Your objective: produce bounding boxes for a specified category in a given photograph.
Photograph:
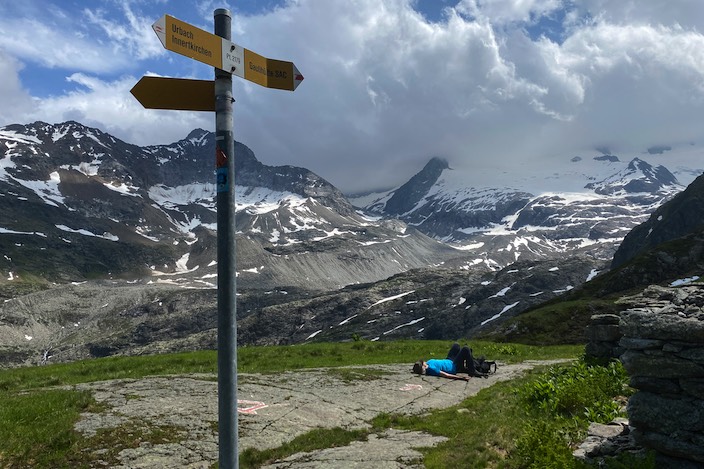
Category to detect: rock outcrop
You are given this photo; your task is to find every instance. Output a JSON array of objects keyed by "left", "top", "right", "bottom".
[
  {"left": 612, "top": 171, "right": 704, "bottom": 269},
  {"left": 584, "top": 313, "right": 623, "bottom": 360},
  {"left": 616, "top": 285, "right": 704, "bottom": 468}
]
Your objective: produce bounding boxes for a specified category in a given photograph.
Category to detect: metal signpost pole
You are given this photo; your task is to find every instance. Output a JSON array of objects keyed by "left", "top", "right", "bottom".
[
  {"left": 135, "top": 13, "right": 303, "bottom": 467},
  {"left": 214, "top": 8, "right": 238, "bottom": 469}
]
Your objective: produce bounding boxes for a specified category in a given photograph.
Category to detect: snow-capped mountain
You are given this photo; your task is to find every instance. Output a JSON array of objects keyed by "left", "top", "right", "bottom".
[
  {"left": 356, "top": 152, "right": 695, "bottom": 268},
  {"left": 4, "top": 121, "right": 704, "bottom": 365},
  {"left": 585, "top": 157, "right": 679, "bottom": 195},
  {"left": 0, "top": 121, "right": 462, "bottom": 291}
]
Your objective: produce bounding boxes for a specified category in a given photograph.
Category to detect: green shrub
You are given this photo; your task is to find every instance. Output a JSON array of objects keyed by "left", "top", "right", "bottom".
[
  {"left": 583, "top": 399, "right": 622, "bottom": 423},
  {"left": 506, "top": 359, "right": 633, "bottom": 468},
  {"left": 510, "top": 419, "right": 583, "bottom": 469},
  {"left": 521, "top": 359, "right": 630, "bottom": 422}
]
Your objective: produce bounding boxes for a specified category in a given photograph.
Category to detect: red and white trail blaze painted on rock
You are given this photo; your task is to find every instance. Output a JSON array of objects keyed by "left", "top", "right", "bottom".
[
  {"left": 399, "top": 384, "right": 423, "bottom": 391},
  {"left": 237, "top": 399, "right": 268, "bottom": 414}
]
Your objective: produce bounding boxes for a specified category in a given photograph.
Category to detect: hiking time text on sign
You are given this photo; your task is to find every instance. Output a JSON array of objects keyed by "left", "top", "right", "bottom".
[{"left": 152, "top": 14, "right": 303, "bottom": 91}]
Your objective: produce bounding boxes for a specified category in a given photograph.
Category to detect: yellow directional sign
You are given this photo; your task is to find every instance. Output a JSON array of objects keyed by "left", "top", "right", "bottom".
[
  {"left": 152, "top": 14, "right": 303, "bottom": 91},
  {"left": 130, "top": 76, "right": 215, "bottom": 111},
  {"left": 153, "top": 15, "right": 235, "bottom": 71},
  {"left": 244, "top": 49, "right": 304, "bottom": 91}
]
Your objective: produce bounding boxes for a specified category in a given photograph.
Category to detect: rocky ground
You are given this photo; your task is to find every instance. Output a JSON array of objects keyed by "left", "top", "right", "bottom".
[
  {"left": 1, "top": 253, "right": 600, "bottom": 367},
  {"left": 69, "top": 360, "right": 570, "bottom": 468}
]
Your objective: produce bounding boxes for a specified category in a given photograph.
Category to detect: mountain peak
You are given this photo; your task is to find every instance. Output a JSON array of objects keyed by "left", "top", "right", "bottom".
[
  {"left": 628, "top": 157, "right": 648, "bottom": 170},
  {"left": 425, "top": 156, "right": 450, "bottom": 171},
  {"left": 186, "top": 128, "right": 209, "bottom": 139},
  {"left": 586, "top": 157, "right": 680, "bottom": 195},
  {"left": 382, "top": 157, "right": 450, "bottom": 216}
]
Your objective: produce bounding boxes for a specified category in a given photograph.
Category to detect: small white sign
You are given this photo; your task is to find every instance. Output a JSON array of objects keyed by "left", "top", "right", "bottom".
[{"left": 223, "top": 41, "right": 245, "bottom": 78}]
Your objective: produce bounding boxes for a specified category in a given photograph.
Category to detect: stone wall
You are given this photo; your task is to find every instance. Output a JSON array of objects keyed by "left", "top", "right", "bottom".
[
  {"left": 609, "top": 285, "right": 704, "bottom": 468},
  {"left": 585, "top": 313, "right": 623, "bottom": 360}
]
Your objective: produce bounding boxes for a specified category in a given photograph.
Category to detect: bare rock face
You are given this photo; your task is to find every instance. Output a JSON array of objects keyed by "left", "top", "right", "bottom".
[
  {"left": 584, "top": 314, "right": 623, "bottom": 359},
  {"left": 573, "top": 419, "right": 643, "bottom": 464},
  {"left": 612, "top": 172, "right": 704, "bottom": 269},
  {"left": 617, "top": 285, "right": 704, "bottom": 467}
]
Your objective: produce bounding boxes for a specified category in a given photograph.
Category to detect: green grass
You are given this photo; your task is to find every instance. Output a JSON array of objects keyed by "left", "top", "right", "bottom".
[
  {"left": 0, "top": 350, "right": 219, "bottom": 393},
  {"left": 0, "top": 389, "right": 96, "bottom": 468},
  {"left": 0, "top": 386, "right": 186, "bottom": 468},
  {"left": 237, "top": 358, "right": 651, "bottom": 469},
  {"left": 371, "top": 377, "right": 528, "bottom": 468},
  {"left": 0, "top": 340, "right": 584, "bottom": 468},
  {"left": 0, "top": 340, "right": 582, "bottom": 393},
  {"left": 239, "top": 427, "right": 369, "bottom": 468},
  {"left": 369, "top": 359, "right": 652, "bottom": 469},
  {"left": 487, "top": 298, "right": 622, "bottom": 345}
]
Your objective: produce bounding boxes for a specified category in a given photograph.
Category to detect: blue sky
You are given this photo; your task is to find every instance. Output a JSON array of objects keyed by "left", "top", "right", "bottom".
[
  {"left": 1, "top": 0, "right": 703, "bottom": 194},
  {"left": 3, "top": 0, "right": 472, "bottom": 98}
]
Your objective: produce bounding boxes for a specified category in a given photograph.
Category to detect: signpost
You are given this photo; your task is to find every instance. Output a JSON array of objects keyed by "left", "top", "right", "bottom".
[
  {"left": 130, "top": 77, "right": 215, "bottom": 111},
  {"left": 152, "top": 14, "right": 303, "bottom": 91},
  {"left": 212, "top": 11, "right": 237, "bottom": 469},
  {"left": 133, "top": 10, "right": 304, "bottom": 469}
]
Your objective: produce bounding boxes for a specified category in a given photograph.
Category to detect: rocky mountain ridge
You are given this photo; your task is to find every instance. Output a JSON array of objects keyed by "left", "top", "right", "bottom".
[
  {"left": 0, "top": 121, "right": 462, "bottom": 292},
  {"left": 482, "top": 170, "right": 704, "bottom": 348},
  {"left": 357, "top": 153, "right": 690, "bottom": 269},
  {"left": 612, "top": 171, "right": 704, "bottom": 268},
  {"left": 0, "top": 255, "right": 601, "bottom": 366},
  {"left": 1, "top": 120, "right": 703, "bottom": 366}
]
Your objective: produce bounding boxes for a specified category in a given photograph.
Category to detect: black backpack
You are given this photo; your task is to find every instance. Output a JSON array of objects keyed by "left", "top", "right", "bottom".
[{"left": 473, "top": 356, "right": 497, "bottom": 375}]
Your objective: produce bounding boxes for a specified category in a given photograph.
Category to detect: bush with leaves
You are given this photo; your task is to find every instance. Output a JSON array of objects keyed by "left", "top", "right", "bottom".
[
  {"left": 521, "top": 359, "right": 630, "bottom": 423},
  {"left": 510, "top": 419, "right": 585, "bottom": 469},
  {"left": 507, "top": 359, "right": 634, "bottom": 468}
]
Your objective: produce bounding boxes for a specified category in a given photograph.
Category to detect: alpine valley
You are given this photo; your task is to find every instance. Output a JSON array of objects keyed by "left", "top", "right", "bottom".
[{"left": 1, "top": 121, "right": 702, "bottom": 366}]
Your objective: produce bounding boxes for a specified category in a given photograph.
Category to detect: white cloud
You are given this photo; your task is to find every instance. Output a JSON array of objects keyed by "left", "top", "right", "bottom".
[
  {"left": 0, "top": 12, "right": 133, "bottom": 73},
  {"left": 27, "top": 73, "right": 211, "bottom": 146},
  {"left": 457, "top": 0, "right": 562, "bottom": 25},
  {"left": 1, "top": 0, "right": 704, "bottom": 194},
  {"left": 0, "top": 50, "right": 36, "bottom": 123},
  {"left": 531, "top": 22, "right": 704, "bottom": 153},
  {"left": 228, "top": 1, "right": 568, "bottom": 191},
  {"left": 83, "top": 3, "right": 165, "bottom": 61}
]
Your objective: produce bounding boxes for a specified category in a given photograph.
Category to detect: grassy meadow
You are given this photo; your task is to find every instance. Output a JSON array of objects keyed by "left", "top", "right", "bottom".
[{"left": 0, "top": 340, "right": 653, "bottom": 468}]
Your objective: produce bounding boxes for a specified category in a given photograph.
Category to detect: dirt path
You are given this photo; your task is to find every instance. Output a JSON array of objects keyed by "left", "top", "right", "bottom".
[{"left": 72, "top": 360, "right": 567, "bottom": 468}]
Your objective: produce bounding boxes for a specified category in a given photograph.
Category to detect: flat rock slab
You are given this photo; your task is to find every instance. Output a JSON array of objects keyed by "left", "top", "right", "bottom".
[
  {"left": 73, "top": 360, "right": 565, "bottom": 467},
  {"left": 261, "top": 429, "right": 447, "bottom": 469}
]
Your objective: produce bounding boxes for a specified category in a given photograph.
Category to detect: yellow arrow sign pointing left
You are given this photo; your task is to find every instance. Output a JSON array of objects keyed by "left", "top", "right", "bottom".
[
  {"left": 153, "top": 14, "right": 238, "bottom": 71},
  {"left": 130, "top": 76, "right": 215, "bottom": 111}
]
